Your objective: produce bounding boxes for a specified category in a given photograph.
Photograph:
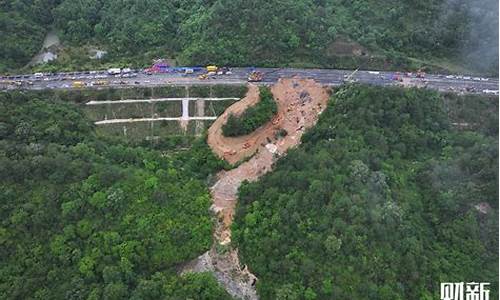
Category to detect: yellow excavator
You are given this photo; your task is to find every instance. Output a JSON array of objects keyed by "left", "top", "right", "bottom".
[
  {"left": 248, "top": 71, "right": 263, "bottom": 82},
  {"left": 72, "top": 81, "right": 86, "bottom": 88}
]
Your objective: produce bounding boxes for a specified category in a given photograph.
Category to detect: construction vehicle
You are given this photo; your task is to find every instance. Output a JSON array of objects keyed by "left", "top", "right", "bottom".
[
  {"left": 198, "top": 74, "right": 209, "bottom": 80},
  {"left": 272, "top": 114, "right": 282, "bottom": 126},
  {"left": 343, "top": 68, "right": 359, "bottom": 83},
  {"left": 94, "top": 80, "right": 108, "bottom": 86},
  {"left": 72, "top": 81, "right": 86, "bottom": 88},
  {"left": 248, "top": 71, "right": 263, "bottom": 82},
  {"left": 206, "top": 65, "right": 218, "bottom": 72},
  {"left": 224, "top": 150, "right": 237, "bottom": 156}
]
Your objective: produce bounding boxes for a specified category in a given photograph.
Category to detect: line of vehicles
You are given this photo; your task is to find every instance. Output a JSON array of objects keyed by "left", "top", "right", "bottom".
[
  {"left": 0, "top": 64, "right": 260, "bottom": 89},
  {"left": 143, "top": 63, "right": 265, "bottom": 82},
  {"left": 0, "top": 68, "right": 141, "bottom": 87},
  {"left": 1, "top": 65, "right": 497, "bottom": 94}
]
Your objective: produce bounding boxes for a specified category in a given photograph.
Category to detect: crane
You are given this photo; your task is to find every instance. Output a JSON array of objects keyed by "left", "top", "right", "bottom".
[{"left": 343, "top": 68, "right": 359, "bottom": 83}]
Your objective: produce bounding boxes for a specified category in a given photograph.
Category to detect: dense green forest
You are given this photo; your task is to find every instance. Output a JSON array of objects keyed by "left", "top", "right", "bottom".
[
  {"left": 232, "top": 86, "right": 499, "bottom": 299},
  {"left": 222, "top": 87, "right": 277, "bottom": 137},
  {"left": 0, "top": 92, "right": 232, "bottom": 299},
  {"left": 1, "top": 0, "right": 498, "bottom": 74},
  {"left": 0, "top": 0, "right": 59, "bottom": 70}
]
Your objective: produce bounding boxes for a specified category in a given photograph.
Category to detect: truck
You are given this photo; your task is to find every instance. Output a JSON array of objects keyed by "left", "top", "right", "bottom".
[
  {"left": 94, "top": 80, "right": 108, "bottom": 86},
  {"left": 72, "top": 81, "right": 86, "bottom": 88},
  {"left": 391, "top": 74, "right": 403, "bottom": 82},
  {"left": 107, "top": 68, "right": 121, "bottom": 75},
  {"left": 206, "top": 65, "right": 218, "bottom": 72},
  {"left": 482, "top": 89, "right": 499, "bottom": 95},
  {"left": 217, "top": 67, "right": 232, "bottom": 75}
]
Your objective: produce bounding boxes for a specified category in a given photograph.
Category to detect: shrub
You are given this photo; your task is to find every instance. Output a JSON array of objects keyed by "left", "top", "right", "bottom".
[{"left": 222, "top": 86, "right": 277, "bottom": 137}]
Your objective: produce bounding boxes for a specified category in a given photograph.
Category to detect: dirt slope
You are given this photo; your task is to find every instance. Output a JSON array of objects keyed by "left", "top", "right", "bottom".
[
  {"left": 209, "top": 78, "right": 330, "bottom": 243},
  {"left": 184, "top": 77, "right": 330, "bottom": 299},
  {"left": 207, "top": 84, "right": 266, "bottom": 164}
]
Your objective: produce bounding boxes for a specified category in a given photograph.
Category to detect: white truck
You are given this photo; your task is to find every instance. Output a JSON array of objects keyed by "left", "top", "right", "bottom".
[
  {"left": 482, "top": 89, "right": 499, "bottom": 95},
  {"left": 107, "top": 68, "right": 121, "bottom": 75}
]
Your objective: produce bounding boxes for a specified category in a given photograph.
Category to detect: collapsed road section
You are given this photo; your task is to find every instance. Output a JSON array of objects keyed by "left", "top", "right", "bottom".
[{"left": 183, "top": 78, "right": 330, "bottom": 299}]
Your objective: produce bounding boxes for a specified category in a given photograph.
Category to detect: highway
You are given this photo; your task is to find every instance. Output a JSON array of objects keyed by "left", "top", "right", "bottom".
[{"left": 1, "top": 67, "right": 498, "bottom": 95}]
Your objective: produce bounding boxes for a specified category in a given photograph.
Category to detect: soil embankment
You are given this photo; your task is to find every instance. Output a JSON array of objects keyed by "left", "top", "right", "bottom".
[{"left": 184, "top": 78, "right": 330, "bottom": 299}]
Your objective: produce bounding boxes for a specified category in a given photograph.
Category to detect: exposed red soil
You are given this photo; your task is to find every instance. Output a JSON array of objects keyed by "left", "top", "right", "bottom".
[
  {"left": 208, "top": 77, "right": 330, "bottom": 244},
  {"left": 183, "top": 78, "right": 329, "bottom": 300}
]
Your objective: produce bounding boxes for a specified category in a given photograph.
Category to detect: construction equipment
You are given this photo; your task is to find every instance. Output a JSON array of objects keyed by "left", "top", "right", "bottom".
[
  {"left": 272, "top": 114, "right": 282, "bottom": 125},
  {"left": 72, "top": 81, "right": 86, "bottom": 88},
  {"left": 198, "top": 74, "right": 208, "bottom": 80},
  {"left": 343, "top": 68, "right": 359, "bottom": 83},
  {"left": 206, "top": 65, "right": 218, "bottom": 72},
  {"left": 248, "top": 71, "right": 264, "bottom": 82},
  {"left": 94, "top": 80, "right": 108, "bottom": 86},
  {"left": 224, "top": 150, "right": 237, "bottom": 156}
]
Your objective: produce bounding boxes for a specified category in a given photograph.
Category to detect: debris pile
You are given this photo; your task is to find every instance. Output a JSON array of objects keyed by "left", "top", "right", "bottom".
[{"left": 183, "top": 77, "right": 330, "bottom": 299}]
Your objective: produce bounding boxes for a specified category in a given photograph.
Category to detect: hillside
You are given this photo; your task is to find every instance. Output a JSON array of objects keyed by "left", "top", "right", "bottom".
[
  {"left": 0, "top": 91, "right": 233, "bottom": 299},
  {"left": 1, "top": 0, "right": 498, "bottom": 74},
  {"left": 232, "top": 85, "right": 499, "bottom": 299},
  {"left": 0, "top": 79, "right": 497, "bottom": 299},
  {"left": 0, "top": 1, "right": 498, "bottom": 297}
]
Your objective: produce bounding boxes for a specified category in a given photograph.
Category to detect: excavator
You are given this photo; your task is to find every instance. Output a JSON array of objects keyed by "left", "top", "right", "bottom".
[
  {"left": 416, "top": 69, "right": 426, "bottom": 78},
  {"left": 248, "top": 71, "right": 264, "bottom": 82}
]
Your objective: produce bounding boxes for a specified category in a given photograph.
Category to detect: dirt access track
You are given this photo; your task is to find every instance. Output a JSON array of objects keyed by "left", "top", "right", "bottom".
[{"left": 208, "top": 77, "right": 330, "bottom": 244}]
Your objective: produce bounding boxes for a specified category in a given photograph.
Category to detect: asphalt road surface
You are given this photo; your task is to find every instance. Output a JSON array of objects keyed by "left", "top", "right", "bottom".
[{"left": 1, "top": 67, "right": 498, "bottom": 95}]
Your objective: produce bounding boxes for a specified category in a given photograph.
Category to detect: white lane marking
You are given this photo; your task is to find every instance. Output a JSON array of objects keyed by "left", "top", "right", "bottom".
[
  {"left": 86, "top": 97, "right": 239, "bottom": 105},
  {"left": 95, "top": 116, "right": 217, "bottom": 125}
]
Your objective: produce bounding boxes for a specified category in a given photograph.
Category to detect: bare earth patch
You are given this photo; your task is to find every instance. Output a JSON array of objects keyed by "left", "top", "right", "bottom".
[{"left": 184, "top": 77, "right": 330, "bottom": 299}]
